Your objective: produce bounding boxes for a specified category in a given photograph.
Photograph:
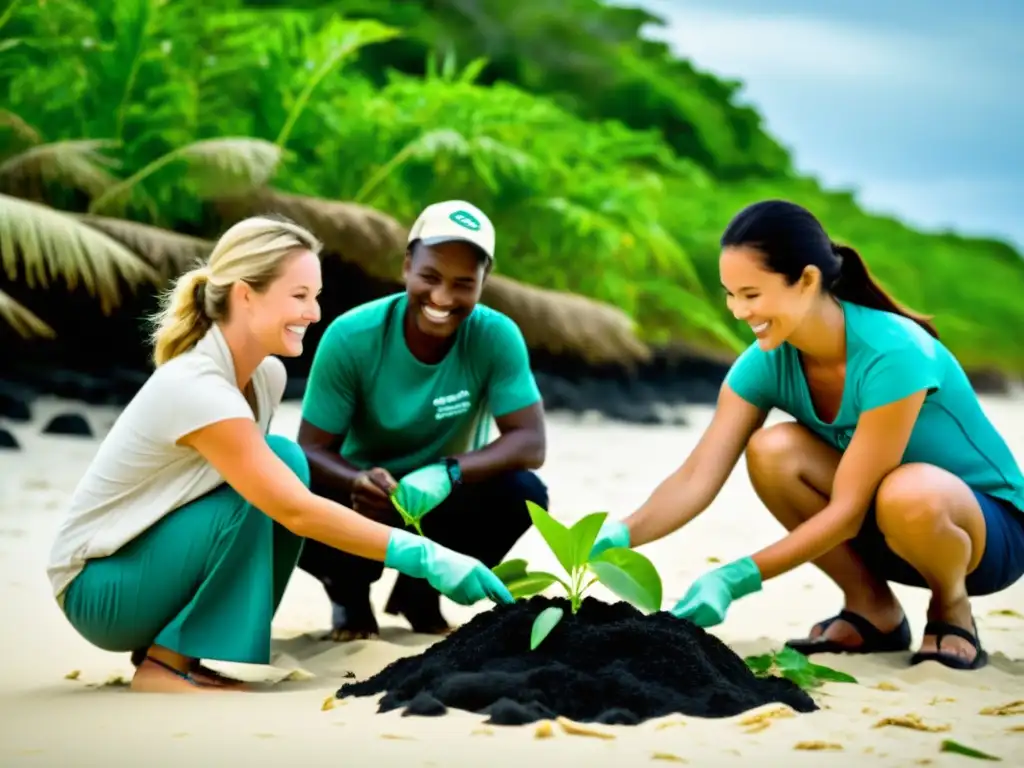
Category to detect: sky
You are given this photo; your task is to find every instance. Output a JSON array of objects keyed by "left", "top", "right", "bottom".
[{"left": 619, "top": 0, "right": 1024, "bottom": 250}]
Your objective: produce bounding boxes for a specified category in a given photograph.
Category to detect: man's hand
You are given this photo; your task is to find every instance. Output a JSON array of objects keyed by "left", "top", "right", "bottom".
[{"left": 351, "top": 468, "right": 398, "bottom": 519}]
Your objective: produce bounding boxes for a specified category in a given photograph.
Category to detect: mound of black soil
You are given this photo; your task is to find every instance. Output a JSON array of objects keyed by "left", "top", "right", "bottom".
[{"left": 338, "top": 596, "right": 817, "bottom": 726}]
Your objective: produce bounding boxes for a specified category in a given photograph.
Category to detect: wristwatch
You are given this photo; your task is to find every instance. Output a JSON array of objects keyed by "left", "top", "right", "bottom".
[{"left": 443, "top": 457, "right": 463, "bottom": 487}]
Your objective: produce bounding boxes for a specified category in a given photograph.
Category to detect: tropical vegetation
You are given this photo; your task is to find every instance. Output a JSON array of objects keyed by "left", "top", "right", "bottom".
[{"left": 2, "top": 0, "right": 1023, "bottom": 374}]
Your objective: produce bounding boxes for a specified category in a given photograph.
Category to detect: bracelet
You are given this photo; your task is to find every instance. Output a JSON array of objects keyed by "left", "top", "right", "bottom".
[{"left": 443, "top": 457, "right": 463, "bottom": 486}]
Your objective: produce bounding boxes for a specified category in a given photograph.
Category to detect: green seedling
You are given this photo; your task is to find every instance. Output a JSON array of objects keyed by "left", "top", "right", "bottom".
[
  {"left": 744, "top": 646, "right": 857, "bottom": 691},
  {"left": 940, "top": 740, "right": 1002, "bottom": 762},
  {"left": 491, "top": 501, "right": 663, "bottom": 650},
  {"left": 390, "top": 494, "right": 425, "bottom": 537}
]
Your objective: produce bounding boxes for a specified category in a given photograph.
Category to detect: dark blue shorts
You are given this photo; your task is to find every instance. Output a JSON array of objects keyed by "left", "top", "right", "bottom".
[{"left": 851, "top": 490, "right": 1024, "bottom": 596}]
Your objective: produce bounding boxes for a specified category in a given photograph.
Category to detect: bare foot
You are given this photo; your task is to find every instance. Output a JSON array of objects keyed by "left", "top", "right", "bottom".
[
  {"left": 130, "top": 646, "right": 247, "bottom": 693},
  {"left": 916, "top": 595, "right": 980, "bottom": 664},
  {"left": 131, "top": 658, "right": 209, "bottom": 693},
  {"left": 189, "top": 663, "right": 250, "bottom": 690}
]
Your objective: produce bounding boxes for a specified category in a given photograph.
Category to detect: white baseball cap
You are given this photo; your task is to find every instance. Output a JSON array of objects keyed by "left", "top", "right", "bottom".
[{"left": 407, "top": 200, "right": 496, "bottom": 263}]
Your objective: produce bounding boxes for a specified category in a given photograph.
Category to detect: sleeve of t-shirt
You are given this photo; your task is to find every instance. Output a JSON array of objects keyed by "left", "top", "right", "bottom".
[
  {"left": 858, "top": 343, "right": 942, "bottom": 412},
  {"left": 300, "top": 318, "right": 359, "bottom": 434},
  {"left": 262, "top": 356, "right": 288, "bottom": 411},
  {"left": 723, "top": 342, "right": 777, "bottom": 411},
  {"left": 483, "top": 314, "right": 542, "bottom": 418},
  {"left": 149, "top": 364, "right": 255, "bottom": 444}
]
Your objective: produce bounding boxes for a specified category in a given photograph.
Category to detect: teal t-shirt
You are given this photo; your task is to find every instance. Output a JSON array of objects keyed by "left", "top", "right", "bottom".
[
  {"left": 301, "top": 293, "right": 542, "bottom": 477},
  {"left": 726, "top": 300, "right": 1024, "bottom": 514}
]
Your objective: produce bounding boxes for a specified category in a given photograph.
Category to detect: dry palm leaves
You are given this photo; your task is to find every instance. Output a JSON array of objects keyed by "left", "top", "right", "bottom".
[
  {"left": 2, "top": 186, "right": 649, "bottom": 364},
  {"left": 0, "top": 286, "right": 54, "bottom": 340},
  {"left": 89, "top": 138, "right": 284, "bottom": 218},
  {"left": 75, "top": 214, "right": 211, "bottom": 280},
  {"left": 212, "top": 188, "right": 407, "bottom": 281},
  {"left": 483, "top": 273, "right": 648, "bottom": 363},
  {"left": 0, "top": 139, "right": 121, "bottom": 204},
  {"left": 0, "top": 194, "right": 161, "bottom": 316}
]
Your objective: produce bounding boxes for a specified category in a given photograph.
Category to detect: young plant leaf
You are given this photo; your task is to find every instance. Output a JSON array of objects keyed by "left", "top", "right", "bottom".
[
  {"left": 940, "top": 740, "right": 1002, "bottom": 761},
  {"left": 775, "top": 646, "right": 811, "bottom": 672},
  {"left": 530, "top": 606, "right": 564, "bottom": 650},
  {"left": 806, "top": 662, "right": 857, "bottom": 684},
  {"left": 587, "top": 547, "right": 663, "bottom": 613},
  {"left": 505, "top": 572, "right": 561, "bottom": 599},
  {"left": 391, "top": 498, "right": 425, "bottom": 537},
  {"left": 491, "top": 559, "right": 529, "bottom": 584},
  {"left": 744, "top": 648, "right": 858, "bottom": 690},
  {"left": 743, "top": 654, "right": 774, "bottom": 676},
  {"left": 568, "top": 511, "right": 608, "bottom": 570},
  {"left": 526, "top": 501, "right": 574, "bottom": 575}
]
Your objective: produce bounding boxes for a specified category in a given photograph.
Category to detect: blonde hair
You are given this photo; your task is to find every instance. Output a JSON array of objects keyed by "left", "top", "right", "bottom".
[{"left": 151, "top": 215, "right": 322, "bottom": 366}]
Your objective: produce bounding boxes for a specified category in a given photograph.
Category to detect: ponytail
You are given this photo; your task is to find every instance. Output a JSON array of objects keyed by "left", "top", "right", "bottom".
[
  {"left": 830, "top": 243, "right": 939, "bottom": 338},
  {"left": 151, "top": 267, "right": 214, "bottom": 366}
]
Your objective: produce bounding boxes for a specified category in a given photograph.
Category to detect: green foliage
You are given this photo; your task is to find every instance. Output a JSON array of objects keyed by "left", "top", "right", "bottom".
[
  {"left": 530, "top": 606, "right": 564, "bottom": 651},
  {"left": 940, "top": 740, "right": 1002, "bottom": 762},
  {"left": 389, "top": 496, "right": 425, "bottom": 538},
  {"left": 743, "top": 647, "right": 857, "bottom": 691},
  {"left": 2, "top": 0, "right": 1023, "bottom": 372},
  {"left": 493, "top": 501, "right": 663, "bottom": 649}
]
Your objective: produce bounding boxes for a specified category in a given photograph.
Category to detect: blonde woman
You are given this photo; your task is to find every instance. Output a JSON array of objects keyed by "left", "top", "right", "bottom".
[{"left": 47, "top": 215, "right": 513, "bottom": 693}]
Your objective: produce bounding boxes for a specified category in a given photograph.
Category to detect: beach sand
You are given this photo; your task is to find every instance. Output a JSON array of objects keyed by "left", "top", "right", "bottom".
[{"left": 1, "top": 395, "right": 1022, "bottom": 767}]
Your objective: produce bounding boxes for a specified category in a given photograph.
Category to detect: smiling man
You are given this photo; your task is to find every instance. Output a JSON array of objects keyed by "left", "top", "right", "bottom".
[{"left": 296, "top": 200, "right": 548, "bottom": 639}]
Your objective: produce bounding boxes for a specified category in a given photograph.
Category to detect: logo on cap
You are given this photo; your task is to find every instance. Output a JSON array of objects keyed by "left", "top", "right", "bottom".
[{"left": 449, "top": 210, "right": 481, "bottom": 231}]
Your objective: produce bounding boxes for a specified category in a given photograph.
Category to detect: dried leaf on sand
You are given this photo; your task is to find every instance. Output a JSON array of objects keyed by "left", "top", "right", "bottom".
[
  {"left": 794, "top": 741, "right": 843, "bottom": 751},
  {"left": 534, "top": 720, "right": 555, "bottom": 739},
  {"left": 556, "top": 716, "right": 616, "bottom": 739},
  {"left": 738, "top": 706, "right": 795, "bottom": 727},
  {"left": 872, "top": 714, "right": 951, "bottom": 732},
  {"left": 980, "top": 700, "right": 1024, "bottom": 716}
]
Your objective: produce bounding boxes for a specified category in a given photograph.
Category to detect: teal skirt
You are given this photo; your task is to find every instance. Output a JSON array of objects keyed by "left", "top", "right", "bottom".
[{"left": 62, "top": 434, "right": 309, "bottom": 665}]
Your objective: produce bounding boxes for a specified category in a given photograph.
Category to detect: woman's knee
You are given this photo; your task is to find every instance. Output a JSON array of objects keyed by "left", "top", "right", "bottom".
[
  {"left": 266, "top": 435, "right": 311, "bottom": 487},
  {"left": 874, "top": 465, "right": 969, "bottom": 543},
  {"left": 745, "top": 422, "right": 809, "bottom": 478}
]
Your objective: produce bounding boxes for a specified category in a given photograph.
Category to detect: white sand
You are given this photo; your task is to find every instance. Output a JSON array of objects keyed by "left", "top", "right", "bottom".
[{"left": 1, "top": 395, "right": 1023, "bottom": 766}]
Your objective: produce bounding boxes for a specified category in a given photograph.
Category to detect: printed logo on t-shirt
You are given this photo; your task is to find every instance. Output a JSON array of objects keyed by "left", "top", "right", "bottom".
[{"left": 433, "top": 389, "right": 472, "bottom": 420}]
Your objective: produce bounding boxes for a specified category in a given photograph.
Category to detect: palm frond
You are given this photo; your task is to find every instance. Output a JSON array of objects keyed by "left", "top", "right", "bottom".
[
  {"left": 0, "top": 140, "right": 122, "bottom": 202},
  {"left": 89, "top": 137, "right": 284, "bottom": 216},
  {"left": 0, "top": 108, "right": 42, "bottom": 148},
  {"left": 74, "top": 213, "right": 212, "bottom": 280},
  {"left": 0, "top": 286, "right": 55, "bottom": 340},
  {"left": 0, "top": 194, "right": 161, "bottom": 315},
  {"left": 212, "top": 187, "right": 408, "bottom": 280},
  {"left": 176, "top": 137, "right": 285, "bottom": 197},
  {"left": 483, "top": 275, "right": 649, "bottom": 365}
]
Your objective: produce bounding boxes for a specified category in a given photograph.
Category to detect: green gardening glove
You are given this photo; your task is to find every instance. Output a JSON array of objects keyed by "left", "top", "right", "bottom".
[
  {"left": 588, "top": 519, "right": 631, "bottom": 559},
  {"left": 384, "top": 529, "right": 514, "bottom": 606},
  {"left": 670, "top": 556, "right": 762, "bottom": 628},
  {"left": 391, "top": 463, "right": 454, "bottom": 535}
]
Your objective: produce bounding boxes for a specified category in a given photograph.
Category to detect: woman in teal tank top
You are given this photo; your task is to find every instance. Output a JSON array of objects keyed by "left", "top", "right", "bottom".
[{"left": 590, "top": 200, "right": 1024, "bottom": 671}]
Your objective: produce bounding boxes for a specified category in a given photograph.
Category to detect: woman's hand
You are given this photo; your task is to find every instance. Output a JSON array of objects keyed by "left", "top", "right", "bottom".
[{"left": 670, "top": 557, "right": 762, "bottom": 628}]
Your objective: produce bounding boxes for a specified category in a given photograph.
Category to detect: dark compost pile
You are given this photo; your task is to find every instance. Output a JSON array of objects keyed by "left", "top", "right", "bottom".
[{"left": 337, "top": 596, "right": 817, "bottom": 726}]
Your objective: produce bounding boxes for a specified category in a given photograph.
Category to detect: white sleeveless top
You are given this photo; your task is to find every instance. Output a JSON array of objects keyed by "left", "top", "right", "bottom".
[{"left": 47, "top": 324, "right": 287, "bottom": 601}]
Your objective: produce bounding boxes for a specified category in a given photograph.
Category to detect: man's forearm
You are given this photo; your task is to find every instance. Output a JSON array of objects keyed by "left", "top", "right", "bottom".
[
  {"left": 304, "top": 445, "right": 364, "bottom": 499},
  {"left": 451, "top": 428, "right": 545, "bottom": 484}
]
